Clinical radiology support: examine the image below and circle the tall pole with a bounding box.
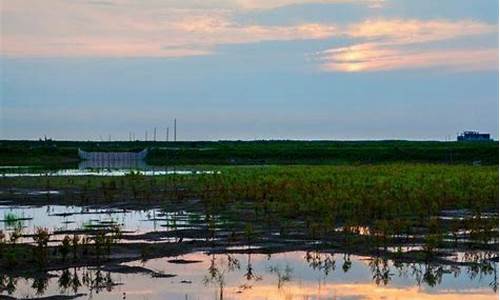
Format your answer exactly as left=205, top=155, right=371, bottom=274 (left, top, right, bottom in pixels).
left=166, top=127, right=169, bottom=142
left=145, top=130, right=148, bottom=142
left=154, top=127, right=157, bottom=142
left=174, top=119, right=177, bottom=142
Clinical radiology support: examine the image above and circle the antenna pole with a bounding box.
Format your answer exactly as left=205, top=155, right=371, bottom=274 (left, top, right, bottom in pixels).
left=174, top=118, right=177, bottom=142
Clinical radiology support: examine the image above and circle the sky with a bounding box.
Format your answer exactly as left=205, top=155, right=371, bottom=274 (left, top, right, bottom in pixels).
left=0, top=0, right=498, bottom=141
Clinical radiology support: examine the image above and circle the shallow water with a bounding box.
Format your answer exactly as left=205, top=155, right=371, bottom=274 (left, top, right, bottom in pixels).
left=0, top=200, right=497, bottom=299
left=2, top=251, right=497, bottom=299
left=0, top=163, right=217, bottom=177
left=0, top=205, right=206, bottom=242
left=1, top=169, right=216, bottom=177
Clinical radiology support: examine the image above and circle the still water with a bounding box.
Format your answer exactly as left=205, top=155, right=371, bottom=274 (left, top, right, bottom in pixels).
left=0, top=162, right=215, bottom=177
left=0, top=204, right=497, bottom=299
left=0, top=205, right=191, bottom=234
left=0, top=204, right=213, bottom=246
left=2, top=251, right=497, bottom=299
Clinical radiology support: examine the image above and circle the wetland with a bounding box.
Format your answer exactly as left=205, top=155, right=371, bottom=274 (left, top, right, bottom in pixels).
left=0, top=159, right=498, bottom=299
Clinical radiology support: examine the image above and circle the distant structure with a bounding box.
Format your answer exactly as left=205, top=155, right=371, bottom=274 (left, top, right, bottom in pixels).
left=78, top=148, right=148, bottom=161
left=457, top=131, right=492, bottom=142
left=174, top=118, right=177, bottom=142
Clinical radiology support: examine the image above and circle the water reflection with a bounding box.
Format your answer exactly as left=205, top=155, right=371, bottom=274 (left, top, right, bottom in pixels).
left=0, top=163, right=216, bottom=177
left=78, top=159, right=149, bottom=170
left=268, top=264, right=293, bottom=289
left=0, top=267, right=117, bottom=298
left=2, top=251, right=496, bottom=299
left=0, top=205, right=206, bottom=238
left=305, top=251, right=336, bottom=277
left=369, top=256, right=392, bottom=286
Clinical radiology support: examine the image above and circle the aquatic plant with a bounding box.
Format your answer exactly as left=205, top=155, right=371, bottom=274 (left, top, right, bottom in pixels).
left=32, top=274, right=50, bottom=296
left=71, top=267, right=82, bottom=293
left=243, top=254, right=262, bottom=282
left=369, top=257, right=392, bottom=286
left=32, top=227, right=50, bottom=269
left=207, top=215, right=217, bottom=242
left=81, top=236, right=90, bottom=256
left=104, top=235, right=113, bottom=255
left=60, top=235, right=71, bottom=262
left=81, top=220, right=93, bottom=230
left=58, top=269, right=72, bottom=293
left=3, top=212, right=23, bottom=229
left=94, top=231, right=106, bottom=260
left=33, top=227, right=50, bottom=246
left=268, top=264, right=293, bottom=289
left=342, top=254, right=352, bottom=272
left=423, top=219, right=442, bottom=259
left=305, top=251, right=336, bottom=276
left=9, top=224, right=23, bottom=244
left=6, top=276, right=17, bottom=295
left=72, top=234, right=80, bottom=260
left=4, top=249, right=18, bottom=269
left=203, top=255, right=228, bottom=300
left=0, top=230, right=5, bottom=258
left=244, top=223, right=255, bottom=243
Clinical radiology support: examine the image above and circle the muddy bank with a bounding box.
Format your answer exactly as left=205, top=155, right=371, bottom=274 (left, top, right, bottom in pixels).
left=1, top=220, right=497, bottom=280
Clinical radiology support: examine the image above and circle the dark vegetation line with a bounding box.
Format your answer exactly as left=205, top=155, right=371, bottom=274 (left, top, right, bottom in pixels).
left=0, top=140, right=498, bottom=165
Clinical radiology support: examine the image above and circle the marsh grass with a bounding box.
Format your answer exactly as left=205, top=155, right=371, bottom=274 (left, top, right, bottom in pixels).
left=2, top=212, right=25, bottom=229
left=0, top=163, right=497, bottom=262
left=32, top=227, right=50, bottom=269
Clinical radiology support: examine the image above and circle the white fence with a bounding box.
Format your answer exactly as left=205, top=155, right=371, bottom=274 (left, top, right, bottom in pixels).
left=78, top=148, right=148, bottom=161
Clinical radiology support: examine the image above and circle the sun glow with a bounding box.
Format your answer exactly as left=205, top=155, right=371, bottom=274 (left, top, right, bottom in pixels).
left=318, top=43, right=498, bottom=72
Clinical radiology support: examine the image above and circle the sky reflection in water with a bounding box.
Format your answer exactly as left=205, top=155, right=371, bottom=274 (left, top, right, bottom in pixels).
left=2, top=251, right=497, bottom=300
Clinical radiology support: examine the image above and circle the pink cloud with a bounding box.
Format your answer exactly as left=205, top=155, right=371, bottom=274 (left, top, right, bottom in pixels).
left=1, top=0, right=497, bottom=68
left=312, top=19, right=498, bottom=72
left=1, top=0, right=338, bottom=57
left=346, top=19, right=497, bottom=44
left=317, top=43, right=498, bottom=72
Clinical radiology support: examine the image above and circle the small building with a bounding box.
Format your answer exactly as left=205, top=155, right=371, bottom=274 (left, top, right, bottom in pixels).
left=457, top=131, right=492, bottom=142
